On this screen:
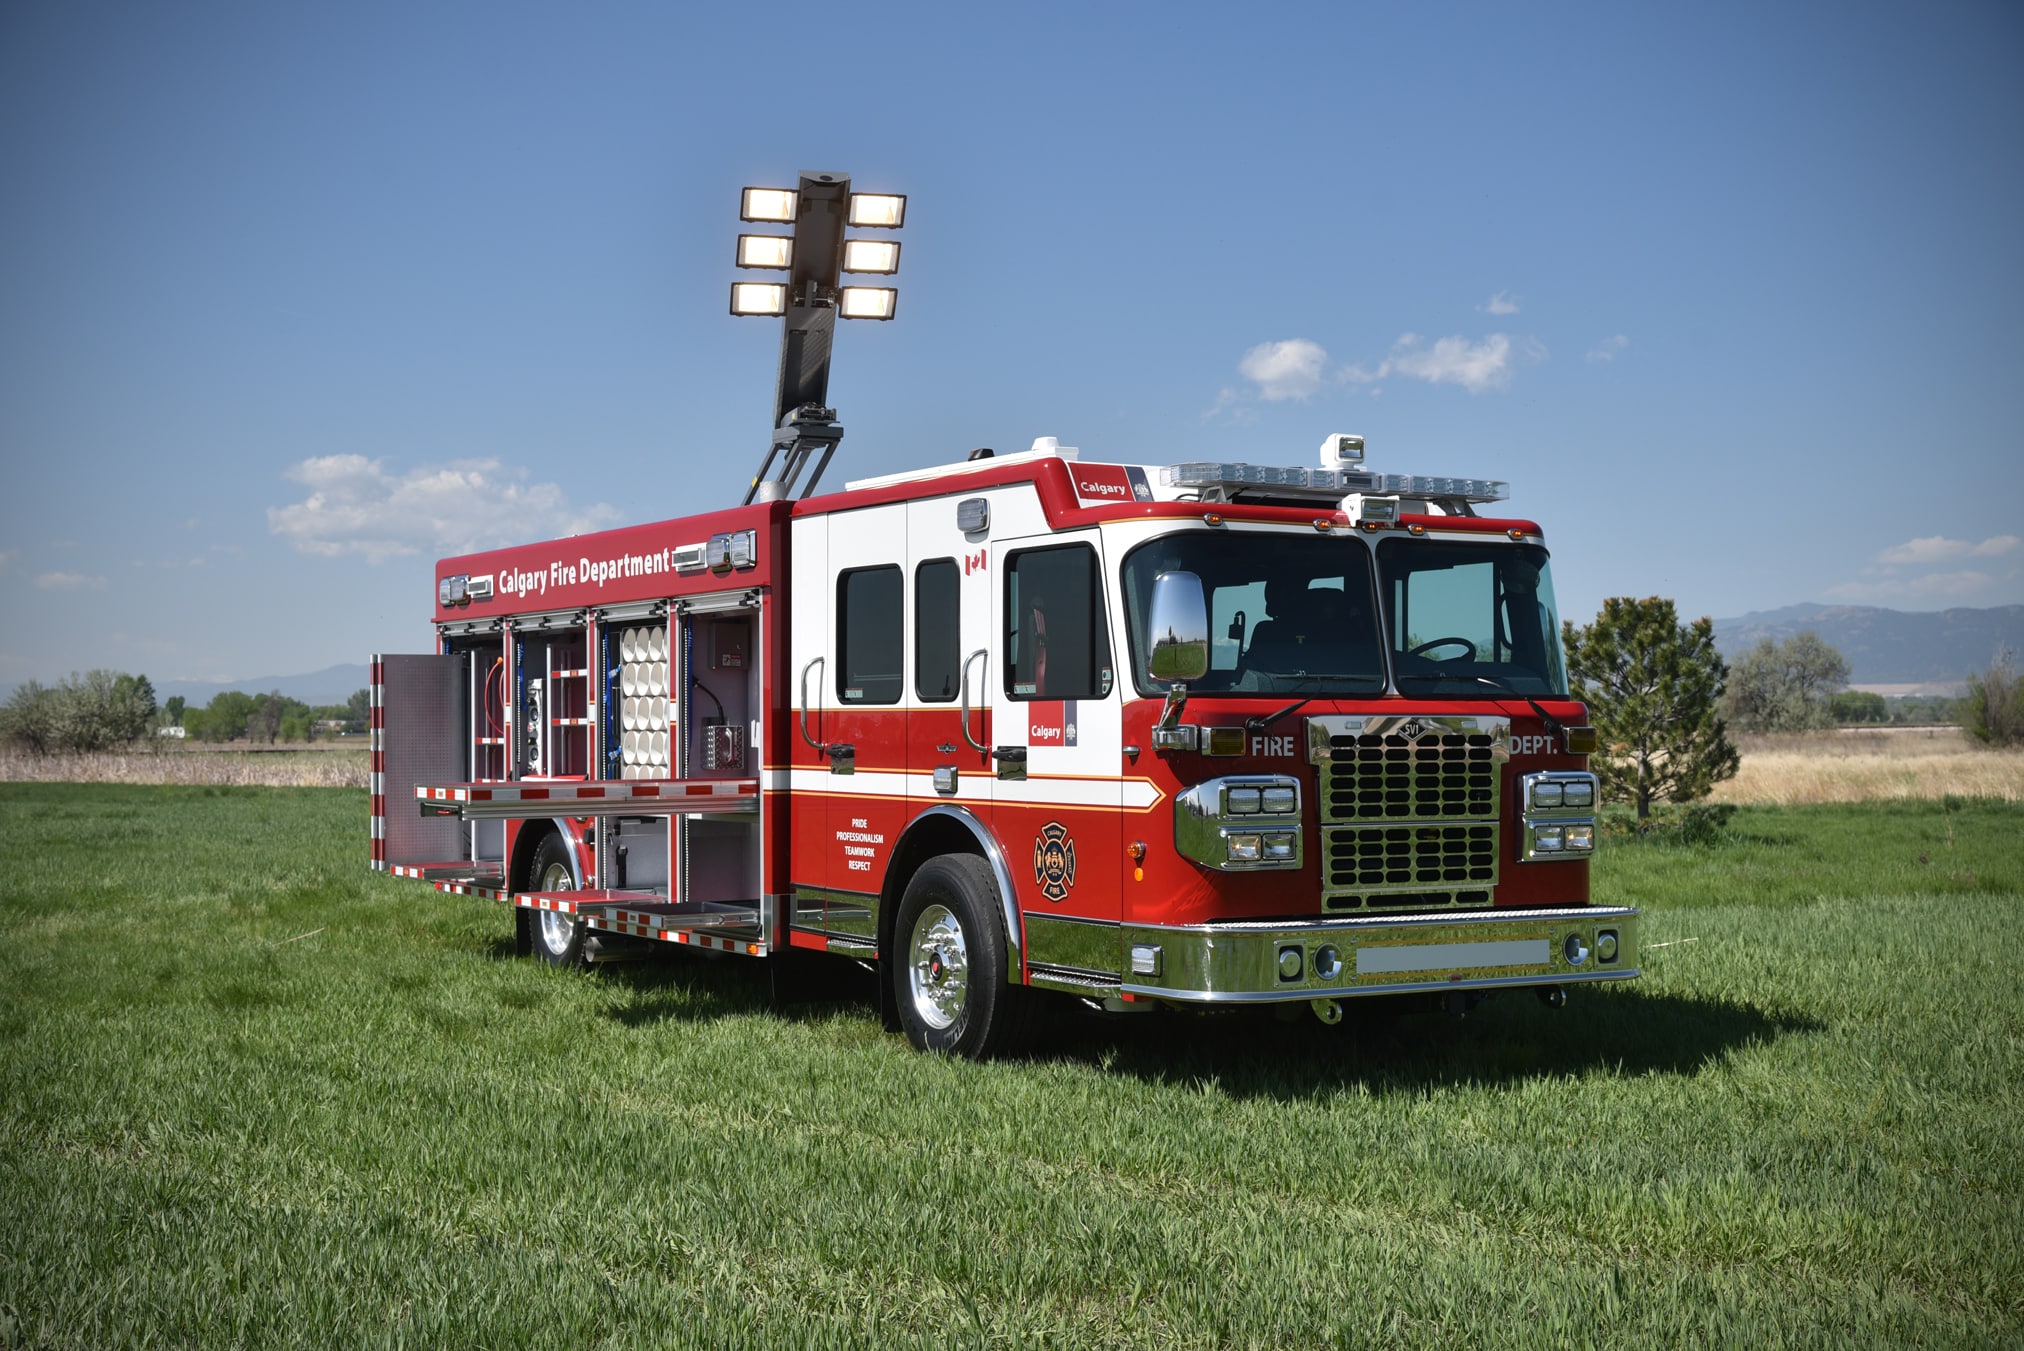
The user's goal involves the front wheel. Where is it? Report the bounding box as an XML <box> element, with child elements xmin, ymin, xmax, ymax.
<box><xmin>524</xmin><ymin>833</ymin><xmax>587</xmax><ymax>969</ymax></box>
<box><xmin>892</xmin><ymin>855</ymin><xmax>1032</xmax><ymax>1058</ymax></box>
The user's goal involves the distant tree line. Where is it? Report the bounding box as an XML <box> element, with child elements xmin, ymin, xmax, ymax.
<box><xmin>1562</xmin><ymin>605</ymin><xmax>2021</xmax><ymax>821</ymax></box>
<box><xmin>2</xmin><ymin>674</ymin><xmax>369</xmax><ymax>754</ymax></box>
<box><xmin>177</xmin><ymin>687</ymin><xmax>368</xmax><ymax>743</ymax></box>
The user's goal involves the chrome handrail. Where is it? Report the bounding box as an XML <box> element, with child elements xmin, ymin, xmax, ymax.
<box><xmin>798</xmin><ymin>656</ymin><xmax>826</xmax><ymax>752</ymax></box>
<box><xmin>959</xmin><ymin>649</ymin><xmax>988</xmax><ymax>753</ymax></box>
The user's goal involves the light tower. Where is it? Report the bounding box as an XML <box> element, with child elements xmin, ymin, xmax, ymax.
<box><xmin>728</xmin><ymin>171</ymin><xmax>906</xmax><ymax>502</ymax></box>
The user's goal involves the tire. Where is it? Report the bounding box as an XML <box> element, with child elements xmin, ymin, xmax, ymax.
<box><xmin>524</xmin><ymin>832</ymin><xmax>587</xmax><ymax>969</ymax></box>
<box><xmin>891</xmin><ymin>855</ymin><xmax>1033</xmax><ymax>1058</ymax></box>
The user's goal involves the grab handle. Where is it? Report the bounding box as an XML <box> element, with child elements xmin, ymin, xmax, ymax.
<box><xmin>798</xmin><ymin>656</ymin><xmax>826</xmax><ymax>753</ymax></box>
<box><xmin>959</xmin><ymin>649</ymin><xmax>988</xmax><ymax>754</ymax></box>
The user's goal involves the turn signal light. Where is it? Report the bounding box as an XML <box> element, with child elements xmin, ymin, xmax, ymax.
<box><xmin>1204</xmin><ymin>726</ymin><xmax>1245</xmax><ymax>756</ymax></box>
<box><xmin>1564</xmin><ymin>725</ymin><xmax>1598</xmax><ymax>754</ymax></box>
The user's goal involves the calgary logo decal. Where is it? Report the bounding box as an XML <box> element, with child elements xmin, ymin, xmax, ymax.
<box><xmin>1033</xmin><ymin>821</ymin><xmax>1078</xmax><ymax>903</ymax></box>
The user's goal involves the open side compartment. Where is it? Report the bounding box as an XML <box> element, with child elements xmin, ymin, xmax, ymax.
<box><xmin>405</xmin><ymin>589</ymin><xmax>773</xmax><ymax>956</ymax></box>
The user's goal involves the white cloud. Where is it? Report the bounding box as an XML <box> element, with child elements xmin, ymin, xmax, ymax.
<box><xmin>1825</xmin><ymin>570</ymin><xmax>1996</xmax><ymax>603</ymax></box>
<box><xmin>35</xmin><ymin>571</ymin><xmax>106</xmax><ymax>590</ymax></box>
<box><xmin>1482</xmin><ymin>291</ymin><xmax>1520</xmax><ymax>315</ymax></box>
<box><xmin>269</xmin><ymin>455</ymin><xmax>622</xmax><ymax>565</ymax></box>
<box><xmin>1237</xmin><ymin>339</ymin><xmax>1329</xmax><ymax>401</ymax></box>
<box><xmin>0</xmin><ymin>549</ymin><xmax>13</xmax><ymax>572</ymax></box>
<box><xmin>1587</xmin><ymin>334</ymin><xmax>1629</xmax><ymax>362</ymax></box>
<box><xmin>1347</xmin><ymin>333</ymin><xmax>1518</xmax><ymax>394</ymax></box>
<box><xmin>1876</xmin><ymin>534</ymin><xmax>2020</xmax><ymax>565</ymax></box>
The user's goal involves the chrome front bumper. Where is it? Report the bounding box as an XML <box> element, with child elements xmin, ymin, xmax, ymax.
<box><xmin>1118</xmin><ymin>905</ymin><xmax>1638</xmax><ymax>1003</ymax></box>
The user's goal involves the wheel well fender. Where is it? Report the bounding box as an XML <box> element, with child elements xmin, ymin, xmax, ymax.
<box><xmin>883</xmin><ymin>805</ymin><xmax>1023</xmax><ymax>983</ymax></box>
<box><xmin>508</xmin><ymin>817</ymin><xmax>587</xmax><ymax>891</ymax></box>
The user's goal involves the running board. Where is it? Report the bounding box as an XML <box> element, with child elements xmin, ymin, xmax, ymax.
<box><xmin>389</xmin><ymin>860</ymin><xmax>505</xmax><ymax>884</ymax></box>
<box><xmin>514</xmin><ymin>891</ymin><xmax>768</xmax><ymax>957</ymax></box>
<box><xmin>417</xmin><ymin>777</ymin><xmax>758</xmax><ymax>822</ymax></box>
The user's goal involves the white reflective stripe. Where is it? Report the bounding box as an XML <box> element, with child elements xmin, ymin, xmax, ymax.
<box><xmin>1356</xmin><ymin>939</ymin><xmax>1551</xmax><ymax>975</ymax></box>
<box><xmin>783</xmin><ymin>767</ymin><xmax>1162</xmax><ymax>810</ymax></box>
<box><xmin>369</xmin><ymin>773</ymin><xmax>384</xmax><ymax>794</ymax></box>
<box><xmin>370</xmin><ymin>818</ymin><xmax>385</xmax><ymax>838</ymax></box>
<box><xmin>761</xmin><ymin>769</ymin><xmax>792</xmax><ymax>791</ymax></box>
<box><xmin>786</xmin><ymin>768</ymin><xmax>911</xmax><ymax>797</ymax></box>
<box><xmin>370</xmin><ymin>729</ymin><xmax>384</xmax><ymax>751</ymax></box>
<box><xmin>1002</xmin><ymin>777</ymin><xmax>1162</xmax><ymax>811</ymax></box>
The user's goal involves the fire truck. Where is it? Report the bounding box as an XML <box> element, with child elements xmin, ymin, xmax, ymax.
<box><xmin>369</xmin><ymin>172</ymin><xmax>1637</xmax><ymax>1058</ymax></box>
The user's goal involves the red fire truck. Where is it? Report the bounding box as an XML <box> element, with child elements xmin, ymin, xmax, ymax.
<box><xmin>370</xmin><ymin>172</ymin><xmax>1636</xmax><ymax>1057</ymax></box>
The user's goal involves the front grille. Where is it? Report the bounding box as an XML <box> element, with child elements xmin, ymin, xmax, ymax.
<box><xmin>1324</xmin><ymin>731</ymin><xmax>1499</xmax><ymax>821</ymax></box>
<box><xmin>1324</xmin><ymin>823</ymin><xmax>1497</xmax><ymax>891</ymax></box>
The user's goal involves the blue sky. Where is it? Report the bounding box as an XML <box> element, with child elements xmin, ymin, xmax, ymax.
<box><xmin>2</xmin><ymin>0</ymin><xmax>2019</xmax><ymax>687</ymax></box>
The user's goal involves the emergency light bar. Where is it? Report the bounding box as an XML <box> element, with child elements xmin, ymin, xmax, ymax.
<box><xmin>1159</xmin><ymin>462</ymin><xmax>1509</xmax><ymax>505</ymax></box>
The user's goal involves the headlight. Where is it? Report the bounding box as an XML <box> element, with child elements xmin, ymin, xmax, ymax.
<box><xmin>1175</xmin><ymin>777</ymin><xmax>1304</xmax><ymax>870</ymax></box>
<box><xmin>1519</xmin><ymin>771</ymin><xmax>1599</xmax><ymax>863</ymax></box>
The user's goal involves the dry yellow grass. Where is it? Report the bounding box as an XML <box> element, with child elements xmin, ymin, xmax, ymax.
<box><xmin>0</xmin><ymin>746</ymin><xmax>368</xmax><ymax>789</ymax></box>
<box><xmin>5</xmin><ymin>729</ymin><xmax>2018</xmax><ymax>804</ymax></box>
<box><xmin>1713</xmin><ymin>728</ymin><xmax>2024</xmax><ymax>805</ymax></box>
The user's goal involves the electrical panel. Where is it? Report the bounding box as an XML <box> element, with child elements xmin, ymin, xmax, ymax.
<box><xmin>713</xmin><ymin>618</ymin><xmax>749</xmax><ymax>670</ymax></box>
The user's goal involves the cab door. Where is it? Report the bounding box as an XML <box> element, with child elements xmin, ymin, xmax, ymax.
<box><xmin>986</xmin><ymin>532</ymin><xmax>1125</xmax><ymax>941</ymax></box>
<box><xmin>906</xmin><ymin>497</ymin><xmax>994</xmax><ymax>824</ymax></box>
<box><xmin>813</xmin><ymin>503</ymin><xmax>911</xmax><ymax>940</ymax></box>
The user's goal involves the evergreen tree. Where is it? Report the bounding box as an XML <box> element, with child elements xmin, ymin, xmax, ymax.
<box><xmin>1563</xmin><ymin>598</ymin><xmax>1740</xmax><ymax>821</ymax></box>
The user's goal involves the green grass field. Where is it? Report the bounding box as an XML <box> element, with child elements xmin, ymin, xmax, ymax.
<box><xmin>2</xmin><ymin>786</ymin><xmax>2019</xmax><ymax>1348</ymax></box>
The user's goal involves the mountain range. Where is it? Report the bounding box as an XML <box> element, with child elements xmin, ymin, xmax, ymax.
<box><xmin>5</xmin><ymin>606</ymin><xmax>2017</xmax><ymax>709</ymax></box>
<box><xmin>1711</xmin><ymin>604</ymin><xmax>2021</xmax><ymax>688</ymax></box>
<box><xmin>151</xmin><ymin>663</ymin><xmax>372</xmax><ymax>709</ymax></box>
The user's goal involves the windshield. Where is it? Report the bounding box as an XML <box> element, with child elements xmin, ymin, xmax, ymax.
<box><xmin>1121</xmin><ymin>534</ymin><xmax>1386</xmax><ymax>695</ymax></box>
<box><xmin>1377</xmin><ymin>539</ymin><xmax>1566</xmax><ymax>697</ymax></box>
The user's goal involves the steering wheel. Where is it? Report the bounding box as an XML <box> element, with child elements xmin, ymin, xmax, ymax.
<box><xmin>1406</xmin><ymin>636</ymin><xmax>1479</xmax><ymax>662</ymax></box>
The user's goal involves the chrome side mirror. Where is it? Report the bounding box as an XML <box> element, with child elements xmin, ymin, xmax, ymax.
<box><xmin>1146</xmin><ymin>571</ymin><xmax>1209</xmax><ymax>683</ymax></box>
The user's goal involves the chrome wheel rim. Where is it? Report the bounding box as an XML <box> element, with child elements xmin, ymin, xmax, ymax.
<box><xmin>536</xmin><ymin>859</ymin><xmax>576</xmax><ymax>955</ymax></box>
<box><xmin>906</xmin><ymin>904</ymin><xmax>970</xmax><ymax>1031</ymax></box>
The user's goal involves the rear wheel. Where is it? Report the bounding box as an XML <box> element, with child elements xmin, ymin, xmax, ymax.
<box><xmin>524</xmin><ymin>833</ymin><xmax>587</xmax><ymax>968</ymax></box>
<box><xmin>892</xmin><ymin>855</ymin><xmax>1032</xmax><ymax>1058</ymax></box>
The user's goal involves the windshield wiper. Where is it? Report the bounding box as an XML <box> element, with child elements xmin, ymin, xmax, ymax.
<box><xmin>1243</xmin><ymin>677</ymin><xmax>1383</xmax><ymax>735</ymax></box>
<box><xmin>1395</xmin><ymin>672</ymin><xmax>1565</xmax><ymax>736</ymax></box>
<box><xmin>1471</xmin><ymin>674</ymin><xmax>1565</xmax><ymax>737</ymax></box>
<box><xmin>1245</xmin><ymin>692</ymin><xmax>1318</xmax><ymax>736</ymax></box>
